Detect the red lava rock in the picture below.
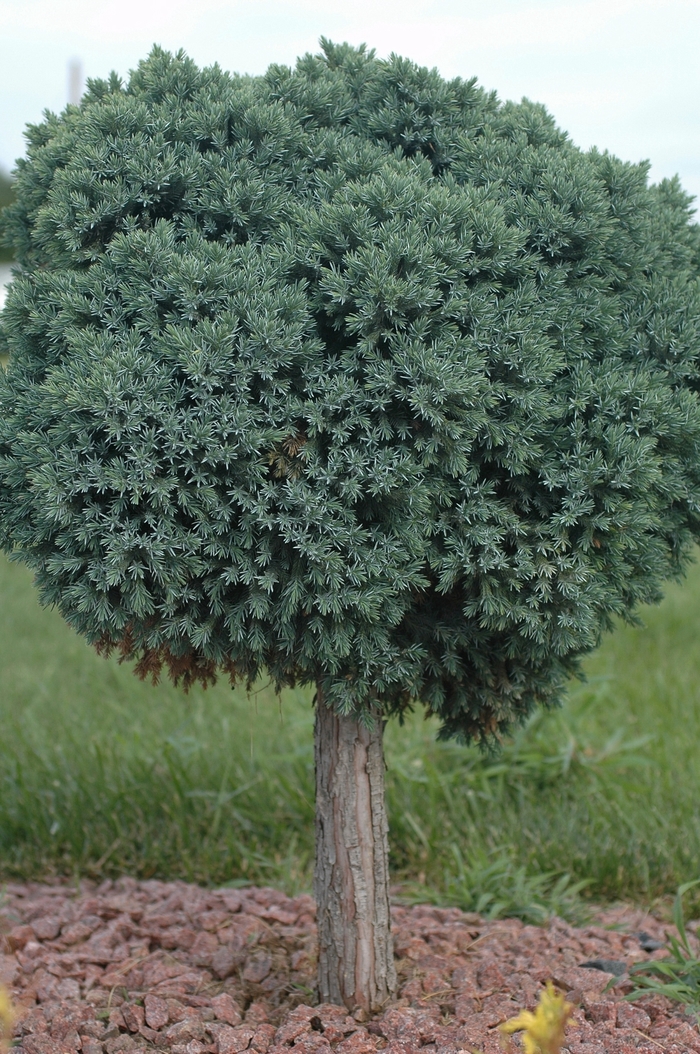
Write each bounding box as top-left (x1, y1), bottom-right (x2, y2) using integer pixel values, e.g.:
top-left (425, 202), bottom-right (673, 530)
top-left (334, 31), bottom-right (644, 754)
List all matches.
top-left (585, 999), bottom-right (616, 1023)
top-left (200, 912), bottom-right (230, 932)
top-left (274, 1006), bottom-right (317, 1046)
top-left (2, 878), bottom-right (699, 1054)
top-left (314, 1025), bottom-right (345, 1045)
top-left (109, 1009), bottom-right (127, 1031)
top-left (215, 893), bottom-right (243, 915)
top-left (288, 1037), bottom-right (331, 1054)
top-left (56, 978), bottom-right (81, 1000)
top-left (615, 1002), bottom-right (652, 1031)
top-left (20, 1009), bottom-right (49, 1035)
top-left (171, 1045), bottom-right (204, 1054)
top-left (6, 925), bottom-right (35, 952)
top-left (476, 961), bottom-right (505, 991)
top-left (210, 1025), bottom-right (256, 1054)
top-left (162, 928), bottom-right (198, 951)
top-left (245, 1004), bottom-right (272, 1028)
top-left (0, 955), bottom-right (19, 986)
top-left (60, 922), bottom-right (96, 946)
top-left (452, 995), bottom-right (478, 1022)
top-left (31, 918), bottom-right (62, 942)
top-left (145, 995), bottom-right (170, 1030)
top-left (122, 1004), bottom-right (146, 1033)
top-left (105, 1036), bottom-right (137, 1054)
top-left (51, 1006), bottom-right (96, 1037)
top-left (81, 1020), bottom-right (107, 1039)
top-left (81, 1039), bottom-right (104, 1054)
top-left (335, 1030), bottom-right (375, 1054)
top-left (312, 1005), bottom-right (355, 1033)
top-left (31, 970), bottom-right (59, 1003)
top-left (482, 995), bottom-right (521, 1028)
top-left (665, 1021), bottom-right (700, 1052)
top-left (251, 1024), bottom-right (276, 1053)
top-left (242, 954), bottom-right (272, 984)
top-left (210, 947), bottom-right (242, 981)
top-left (165, 1020), bottom-right (208, 1045)
top-left (139, 1024), bottom-right (162, 1045)
top-left (378, 1008), bottom-right (421, 1047)
top-left (22, 1037), bottom-right (65, 1054)
top-left (260, 909), bottom-right (297, 927)
top-left (191, 932), bottom-right (219, 966)
top-left (211, 994), bottom-right (243, 1027)
top-left (57, 1028), bottom-right (81, 1051)
top-left (381, 1043), bottom-right (419, 1054)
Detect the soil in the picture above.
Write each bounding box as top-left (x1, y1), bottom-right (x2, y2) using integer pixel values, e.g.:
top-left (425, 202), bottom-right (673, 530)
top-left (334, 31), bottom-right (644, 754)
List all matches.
top-left (1, 878), bottom-right (698, 1054)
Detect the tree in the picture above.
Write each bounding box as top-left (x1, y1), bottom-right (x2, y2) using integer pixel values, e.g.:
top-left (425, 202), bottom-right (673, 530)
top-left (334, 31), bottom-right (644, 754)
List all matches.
top-left (1, 41), bottom-right (699, 1013)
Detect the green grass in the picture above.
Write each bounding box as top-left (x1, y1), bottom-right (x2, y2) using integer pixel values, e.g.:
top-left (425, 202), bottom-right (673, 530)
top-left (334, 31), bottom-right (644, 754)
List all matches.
top-left (0, 173), bottom-right (15, 263)
top-left (2, 549), bottom-right (700, 917)
top-left (625, 880), bottom-right (700, 1015)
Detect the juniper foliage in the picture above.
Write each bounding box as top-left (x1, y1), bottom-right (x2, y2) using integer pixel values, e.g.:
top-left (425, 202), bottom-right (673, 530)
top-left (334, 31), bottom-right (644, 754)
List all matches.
top-left (1, 42), bottom-right (699, 743)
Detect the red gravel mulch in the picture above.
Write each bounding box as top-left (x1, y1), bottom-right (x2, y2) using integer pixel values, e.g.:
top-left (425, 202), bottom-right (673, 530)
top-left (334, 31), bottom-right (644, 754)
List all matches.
top-left (1, 878), bottom-right (698, 1054)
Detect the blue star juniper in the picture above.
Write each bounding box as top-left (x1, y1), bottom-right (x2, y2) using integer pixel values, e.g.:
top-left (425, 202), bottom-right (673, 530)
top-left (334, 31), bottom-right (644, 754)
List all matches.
top-left (1, 40), bottom-right (699, 1011)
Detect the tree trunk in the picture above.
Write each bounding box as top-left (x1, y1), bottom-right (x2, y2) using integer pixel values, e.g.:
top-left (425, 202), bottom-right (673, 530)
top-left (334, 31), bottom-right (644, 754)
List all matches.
top-left (314, 689), bottom-right (397, 1014)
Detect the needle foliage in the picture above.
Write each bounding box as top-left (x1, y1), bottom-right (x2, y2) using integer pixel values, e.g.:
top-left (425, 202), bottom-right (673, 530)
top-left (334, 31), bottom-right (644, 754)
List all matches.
top-left (1, 42), bottom-right (699, 744)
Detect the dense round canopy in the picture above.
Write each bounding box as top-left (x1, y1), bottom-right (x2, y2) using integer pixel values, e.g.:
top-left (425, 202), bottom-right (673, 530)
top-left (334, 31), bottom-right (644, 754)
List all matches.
top-left (1, 42), bottom-right (699, 742)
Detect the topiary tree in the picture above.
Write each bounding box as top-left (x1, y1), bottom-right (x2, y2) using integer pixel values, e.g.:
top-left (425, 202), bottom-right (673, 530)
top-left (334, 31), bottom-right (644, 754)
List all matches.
top-left (1, 40), bottom-right (699, 1013)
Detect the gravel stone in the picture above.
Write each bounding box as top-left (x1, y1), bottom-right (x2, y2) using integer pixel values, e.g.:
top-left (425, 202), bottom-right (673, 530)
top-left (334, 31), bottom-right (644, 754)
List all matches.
top-left (242, 955), bottom-right (272, 984)
top-left (0, 878), bottom-right (696, 1054)
top-left (31, 919), bottom-right (62, 942)
top-left (144, 996), bottom-right (170, 1031)
top-left (211, 994), bottom-right (243, 1027)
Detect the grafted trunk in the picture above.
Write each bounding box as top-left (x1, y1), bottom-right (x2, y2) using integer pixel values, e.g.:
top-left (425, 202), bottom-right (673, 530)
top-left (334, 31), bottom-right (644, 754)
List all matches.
top-left (314, 689), bottom-right (397, 1013)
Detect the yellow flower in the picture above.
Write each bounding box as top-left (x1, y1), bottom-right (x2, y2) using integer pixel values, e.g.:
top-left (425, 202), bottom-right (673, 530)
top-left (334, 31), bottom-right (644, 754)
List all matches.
top-left (0, 985), bottom-right (15, 1054)
top-left (500, 981), bottom-right (574, 1054)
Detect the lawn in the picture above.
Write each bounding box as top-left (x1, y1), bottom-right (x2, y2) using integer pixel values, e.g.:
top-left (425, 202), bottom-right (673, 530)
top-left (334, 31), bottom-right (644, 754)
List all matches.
top-left (0, 173), bottom-right (14, 263)
top-left (1, 548), bottom-right (700, 919)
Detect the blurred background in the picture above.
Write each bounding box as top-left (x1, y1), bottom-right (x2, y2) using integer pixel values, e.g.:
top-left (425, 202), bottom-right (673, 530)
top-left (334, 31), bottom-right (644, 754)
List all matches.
top-left (1, 0), bottom-right (700, 915)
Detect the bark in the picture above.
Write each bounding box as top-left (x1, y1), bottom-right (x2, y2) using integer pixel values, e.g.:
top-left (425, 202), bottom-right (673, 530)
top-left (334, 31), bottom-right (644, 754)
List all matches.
top-left (314, 689), bottom-right (397, 1013)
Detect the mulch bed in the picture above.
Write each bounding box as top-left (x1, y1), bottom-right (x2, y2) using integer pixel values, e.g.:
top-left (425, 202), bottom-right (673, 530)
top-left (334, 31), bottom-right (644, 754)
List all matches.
top-left (1, 878), bottom-right (698, 1054)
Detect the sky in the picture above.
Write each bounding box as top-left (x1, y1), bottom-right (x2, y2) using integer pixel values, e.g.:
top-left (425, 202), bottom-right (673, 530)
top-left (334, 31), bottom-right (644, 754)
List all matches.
top-left (0, 0), bottom-right (698, 209)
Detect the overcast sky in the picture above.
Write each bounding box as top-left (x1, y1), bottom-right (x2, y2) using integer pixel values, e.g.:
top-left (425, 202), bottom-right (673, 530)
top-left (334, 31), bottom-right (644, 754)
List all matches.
top-left (0, 0), bottom-right (698, 210)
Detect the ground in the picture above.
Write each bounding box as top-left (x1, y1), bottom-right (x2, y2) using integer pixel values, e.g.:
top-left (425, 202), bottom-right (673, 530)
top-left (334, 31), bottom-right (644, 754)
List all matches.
top-left (1, 879), bottom-right (698, 1054)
